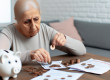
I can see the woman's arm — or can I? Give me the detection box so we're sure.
[56,35,86,56]
[0,33,11,49]
[42,23,86,56]
[0,33,32,62]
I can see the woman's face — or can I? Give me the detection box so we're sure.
[17,8,41,37]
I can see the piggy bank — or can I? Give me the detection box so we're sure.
[0,49,22,80]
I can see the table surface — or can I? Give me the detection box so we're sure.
[0,53,110,80]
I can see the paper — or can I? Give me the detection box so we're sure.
[40,60,66,69]
[68,58,110,74]
[31,69,84,80]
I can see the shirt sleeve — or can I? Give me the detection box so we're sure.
[0,33,11,49]
[41,23,86,56]
[40,23,58,44]
[20,50,32,62]
[0,33,32,62]
[53,35,86,56]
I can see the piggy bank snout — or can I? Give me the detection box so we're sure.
[12,66,20,74]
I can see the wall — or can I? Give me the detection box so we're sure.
[11,0,17,23]
[37,0,41,6]
[41,0,110,23]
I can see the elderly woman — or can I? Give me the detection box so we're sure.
[0,0,86,63]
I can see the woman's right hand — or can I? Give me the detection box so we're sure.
[30,48,51,63]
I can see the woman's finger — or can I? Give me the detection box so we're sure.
[34,52,41,62]
[55,33,64,46]
[39,49,48,63]
[37,51,44,62]
[53,33,59,46]
[60,34,66,46]
[59,38,64,46]
[57,34,63,46]
[42,48,51,63]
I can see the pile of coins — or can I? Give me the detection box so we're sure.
[22,67,49,78]
[85,64,95,69]
[49,64,61,67]
[81,63,95,69]
[62,58,80,66]
[22,58,81,78]
[81,63,86,66]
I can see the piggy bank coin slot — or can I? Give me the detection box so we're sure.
[4,50,9,53]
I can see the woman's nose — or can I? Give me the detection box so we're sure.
[31,20,36,30]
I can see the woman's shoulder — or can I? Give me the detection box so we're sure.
[3,24,15,30]
[1,24,16,34]
[40,23,53,30]
[40,23,58,34]
[40,23,49,27]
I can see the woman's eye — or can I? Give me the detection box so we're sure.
[25,21,29,24]
[34,18,38,21]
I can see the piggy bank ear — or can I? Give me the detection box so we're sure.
[1,54,9,64]
[14,51,21,58]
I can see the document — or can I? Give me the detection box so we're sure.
[31,69,84,80]
[68,58,110,74]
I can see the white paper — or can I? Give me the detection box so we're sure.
[40,60,66,69]
[68,58,110,74]
[31,69,84,80]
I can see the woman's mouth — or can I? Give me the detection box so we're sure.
[31,30,37,33]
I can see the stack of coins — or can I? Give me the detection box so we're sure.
[76,58,80,63]
[70,59,74,64]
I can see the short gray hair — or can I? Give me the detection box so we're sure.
[14,0,40,21]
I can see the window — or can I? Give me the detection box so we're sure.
[0,0,40,28]
[0,0,17,27]
[0,0,11,23]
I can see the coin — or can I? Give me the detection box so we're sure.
[50,45,55,50]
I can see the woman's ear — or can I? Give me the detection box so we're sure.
[15,18,19,23]
[15,18,20,25]
[15,18,18,21]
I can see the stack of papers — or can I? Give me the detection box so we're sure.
[31,69,84,80]
[68,58,110,74]
[40,60,66,69]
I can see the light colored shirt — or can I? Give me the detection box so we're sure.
[0,23,86,62]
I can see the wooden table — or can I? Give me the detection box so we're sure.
[0,53,110,80]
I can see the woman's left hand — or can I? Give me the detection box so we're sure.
[52,32,66,46]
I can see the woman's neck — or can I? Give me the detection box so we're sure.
[13,23,23,35]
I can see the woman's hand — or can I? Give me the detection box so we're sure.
[52,32,66,46]
[30,48,51,63]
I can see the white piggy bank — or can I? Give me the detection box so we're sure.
[0,49,22,80]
